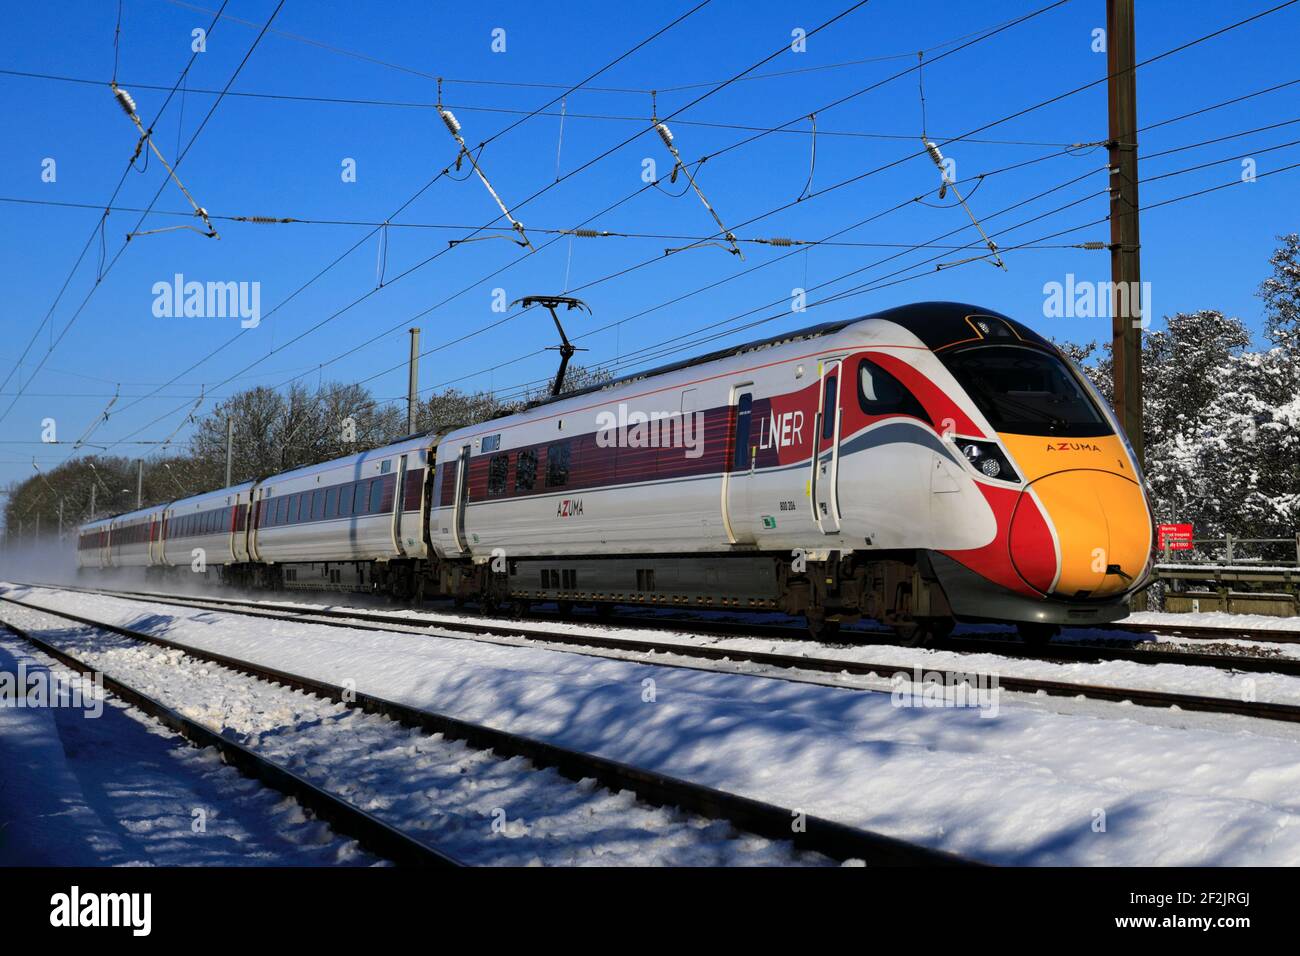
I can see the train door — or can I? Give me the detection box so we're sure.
[249,492,263,563]
[811,360,843,534]
[451,444,471,553]
[233,493,249,563]
[391,455,408,555]
[721,383,756,545]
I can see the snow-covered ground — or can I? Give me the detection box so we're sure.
[78,585,1300,705]
[1125,609,1300,633]
[0,633,371,866]
[0,599,826,867]
[6,582,1300,865]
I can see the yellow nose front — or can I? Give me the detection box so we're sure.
[1013,470,1151,597]
[999,434,1152,597]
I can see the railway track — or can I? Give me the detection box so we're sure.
[0,616,458,868]
[11,582,1300,725]
[1107,619,1300,645]
[27,581,1300,675]
[0,593,968,867]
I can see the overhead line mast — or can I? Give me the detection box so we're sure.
[1107,0,1144,467]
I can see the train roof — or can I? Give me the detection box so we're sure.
[527,301,1050,410]
[255,432,435,487]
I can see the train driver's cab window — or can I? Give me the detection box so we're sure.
[515,449,537,492]
[858,357,930,424]
[487,454,509,496]
[941,345,1112,437]
[545,441,571,488]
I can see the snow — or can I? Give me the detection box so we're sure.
[6,582,1300,865]
[0,633,371,866]
[93,587,1300,705]
[1125,610,1300,633]
[0,598,826,867]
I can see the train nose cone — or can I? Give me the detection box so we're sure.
[1010,470,1151,597]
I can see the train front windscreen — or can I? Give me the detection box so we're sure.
[940,345,1112,438]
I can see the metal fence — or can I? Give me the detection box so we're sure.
[1158,534,1300,568]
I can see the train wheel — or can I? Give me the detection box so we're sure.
[509,599,531,619]
[555,601,575,618]
[805,614,840,641]
[594,603,615,620]
[1017,622,1060,647]
[898,617,955,648]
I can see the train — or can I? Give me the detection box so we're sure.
[77,301,1155,645]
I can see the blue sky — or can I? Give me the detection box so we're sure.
[1,0,1298,498]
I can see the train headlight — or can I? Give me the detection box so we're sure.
[954,438,1020,483]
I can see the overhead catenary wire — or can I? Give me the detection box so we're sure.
[129,73,1300,442]
[11,0,1090,445]
[40,0,1300,457]
[0,0,283,428]
[156,0,1073,97]
[90,0,720,437]
[345,45,1296,405]
[0,0,232,407]
[0,66,1115,149]
[411,131,1300,406]
[113,0,881,444]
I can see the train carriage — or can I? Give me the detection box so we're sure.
[430,302,1154,638]
[161,483,256,571]
[75,516,114,570]
[244,435,433,595]
[76,302,1154,642]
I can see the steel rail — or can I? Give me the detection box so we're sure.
[13,583,1300,725]
[0,593,972,866]
[0,616,463,867]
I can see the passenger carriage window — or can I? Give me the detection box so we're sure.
[353,482,368,516]
[487,454,509,496]
[821,375,838,440]
[312,489,325,521]
[325,486,339,519]
[733,393,753,471]
[277,497,288,526]
[515,449,537,492]
[369,478,384,515]
[858,357,930,423]
[289,495,300,524]
[339,483,353,518]
[545,442,571,488]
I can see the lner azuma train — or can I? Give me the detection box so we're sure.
[78,302,1154,644]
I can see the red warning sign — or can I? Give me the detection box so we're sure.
[1157,523,1194,551]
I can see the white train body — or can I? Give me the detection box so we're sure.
[76,303,1154,632]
